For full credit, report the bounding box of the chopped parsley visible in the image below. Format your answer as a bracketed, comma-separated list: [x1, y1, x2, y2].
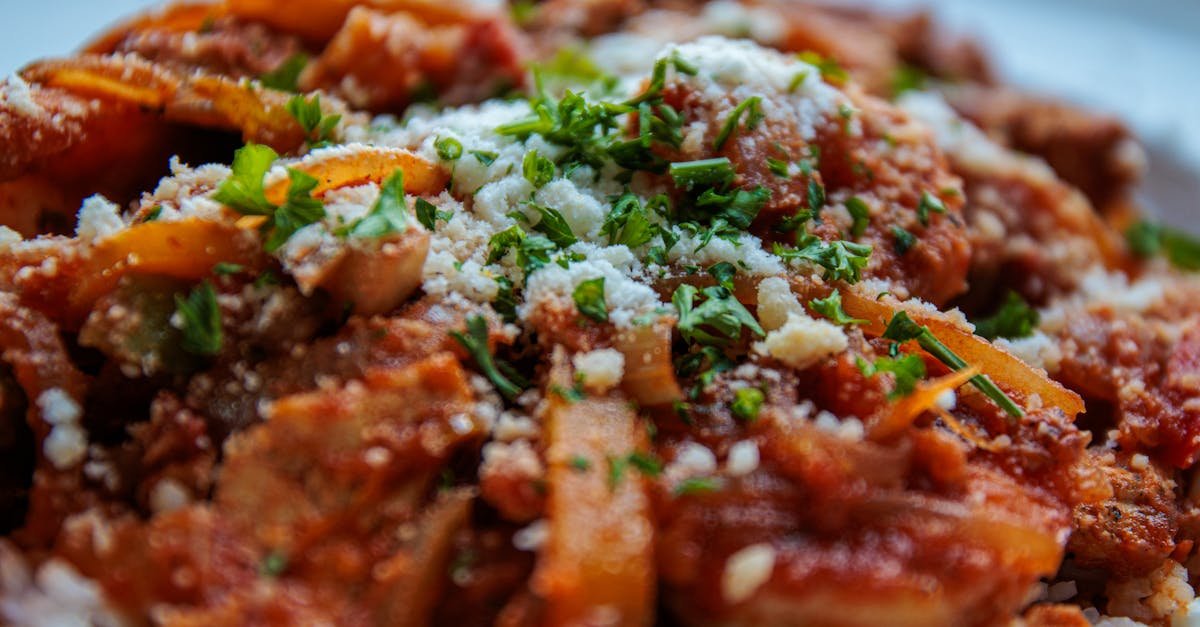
[212, 262, 245, 276]
[707, 261, 737, 291]
[890, 65, 927, 98]
[342, 170, 408, 238]
[607, 451, 662, 490]
[522, 149, 555, 188]
[713, 96, 764, 150]
[529, 204, 577, 247]
[492, 277, 518, 323]
[808, 290, 866, 326]
[669, 158, 735, 191]
[787, 70, 809, 93]
[569, 455, 591, 472]
[857, 353, 926, 399]
[798, 51, 848, 85]
[175, 281, 223, 357]
[891, 225, 916, 255]
[285, 94, 341, 148]
[672, 284, 765, 347]
[674, 477, 721, 496]
[730, 387, 764, 421]
[449, 315, 528, 401]
[470, 150, 498, 166]
[572, 277, 608, 323]
[259, 53, 308, 93]
[602, 193, 662, 249]
[974, 291, 1039, 341]
[213, 143, 326, 252]
[883, 311, 1023, 418]
[259, 551, 288, 578]
[1126, 220, 1200, 271]
[917, 191, 946, 226]
[845, 196, 870, 237]
[434, 136, 464, 161]
[415, 197, 453, 231]
[669, 158, 771, 251]
[487, 225, 557, 277]
[264, 169, 325, 251]
[807, 176, 826, 211]
[773, 235, 872, 284]
[213, 143, 278, 216]
[143, 206, 163, 222]
[766, 157, 790, 178]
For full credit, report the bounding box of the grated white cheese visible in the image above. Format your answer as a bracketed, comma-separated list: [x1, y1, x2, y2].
[0, 74, 42, 117]
[512, 519, 549, 552]
[572, 349, 626, 393]
[754, 312, 848, 371]
[725, 440, 760, 477]
[721, 543, 776, 604]
[755, 277, 805, 332]
[74, 196, 124, 245]
[36, 389, 86, 470]
[667, 442, 718, 484]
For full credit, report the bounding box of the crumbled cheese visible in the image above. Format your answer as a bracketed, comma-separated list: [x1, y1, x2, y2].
[700, 0, 786, 44]
[572, 349, 626, 393]
[755, 277, 805, 332]
[935, 389, 957, 412]
[0, 74, 42, 117]
[667, 442, 718, 483]
[521, 251, 660, 328]
[725, 440, 760, 477]
[995, 331, 1063, 374]
[75, 196, 124, 244]
[754, 312, 848, 370]
[813, 411, 866, 441]
[36, 389, 86, 470]
[0, 226, 22, 252]
[721, 543, 776, 604]
[513, 519, 548, 552]
[1131, 454, 1151, 471]
[148, 478, 191, 514]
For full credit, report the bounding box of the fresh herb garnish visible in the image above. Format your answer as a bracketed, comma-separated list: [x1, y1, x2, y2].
[766, 157, 790, 178]
[845, 197, 870, 238]
[917, 191, 946, 226]
[449, 314, 528, 400]
[974, 291, 1039, 341]
[669, 158, 736, 191]
[285, 94, 340, 148]
[470, 150, 498, 166]
[602, 193, 660, 249]
[808, 290, 866, 326]
[713, 96, 764, 150]
[857, 353, 926, 399]
[175, 281, 223, 356]
[674, 477, 721, 496]
[529, 204, 577, 247]
[891, 225, 916, 255]
[434, 136, 464, 161]
[672, 284, 765, 347]
[259, 551, 288, 578]
[264, 168, 325, 251]
[213, 143, 278, 216]
[492, 277, 518, 323]
[773, 236, 872, 284]
[522, 149, 555, 188]
[798, 51, 848, 84]
[883, 311, 1023, 418]
[572, 277, 608, 323]
[569, 455, 591, 472]
[212, 262, 244, 276]
[1126, 220, 1200, 271]
[343, 170, 408, 238]
[259, 53, 308, 93]
[730, 387, 764, 421]
[415, 197, 453, 231]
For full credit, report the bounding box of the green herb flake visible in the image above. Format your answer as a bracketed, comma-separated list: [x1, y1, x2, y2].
[1126, 220, 1200, 271]
[470, 150, 499, 166]
[773, 236, 872, 284]
[891, 225, 916, 255]
[572, 277, 608, 323]
[213, 143, 279, 216]
[917, 191, 946, 226]
[415, 197, 454, 231]
[259, 53, 308, 93]
[713, 96, 764, 150]
[143, 206, 163, 222]
[669, 158, 736, 191]
[730, 387, 765, 421]
[974, 291, 1039, 341]
[674, 477, 721, 496]
[493, 276, 518, 323]
[175, 281, 223, 357]
[882, 312, 1024, 418]
[845, 196, 870, 238]
[212, 262, 245, 276]
[264, 168, 326, 252]
[449, 315, 528, 401]
[530, 204, 577, 248]
[285, 94, 341, 147]
[857, 353, 926, 399]
[522, 149, 555, 188]
[808, 290, 866, 326]
[672, 284, 765, 347]
[345, 170, 408, 239]
[569, 455, 591, 472]
[259, 551, 288, 578]
[434, 136, 464, 161]
[766, 157, 790, 178]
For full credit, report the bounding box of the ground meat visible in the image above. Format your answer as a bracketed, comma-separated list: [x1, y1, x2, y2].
[112, 17, 306, 81]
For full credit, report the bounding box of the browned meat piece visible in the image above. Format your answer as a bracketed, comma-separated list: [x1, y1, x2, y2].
[111, 17, 306, 81]
[944, 85, 1145, 210]
[302, 6, 528, 112]
[1069, 450, 1180, 578]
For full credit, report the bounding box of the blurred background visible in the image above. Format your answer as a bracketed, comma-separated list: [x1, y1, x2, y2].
[2, 0, 1197, 224]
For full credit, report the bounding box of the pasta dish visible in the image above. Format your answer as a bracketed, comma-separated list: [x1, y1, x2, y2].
[0, 1, 1198, 625]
